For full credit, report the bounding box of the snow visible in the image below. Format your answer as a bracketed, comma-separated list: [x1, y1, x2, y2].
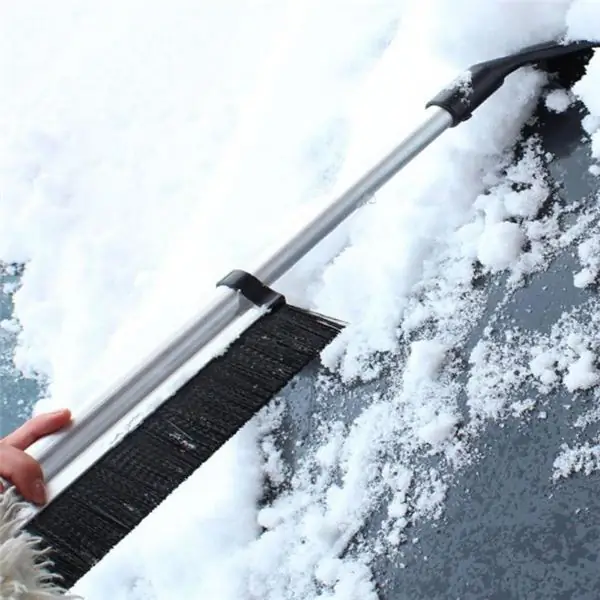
[1, 0, 600, 598]
[544, 88, 574, 113]
[477, 221, 525, 272]
[569, 35, 600, 160]
[564, 351, 600, 392]
[573, 233, 600, 288]
[553, 441, 600, 481]
[404, 339, 447, 383]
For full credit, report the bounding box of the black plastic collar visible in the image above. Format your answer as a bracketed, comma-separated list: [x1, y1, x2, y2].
[217, 270, 286, 310]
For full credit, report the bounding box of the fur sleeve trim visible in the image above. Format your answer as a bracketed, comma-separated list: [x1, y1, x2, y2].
[0, 489, 80, 599]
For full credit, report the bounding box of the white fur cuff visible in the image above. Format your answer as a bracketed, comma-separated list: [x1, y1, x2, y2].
[0, 490, 79, 599]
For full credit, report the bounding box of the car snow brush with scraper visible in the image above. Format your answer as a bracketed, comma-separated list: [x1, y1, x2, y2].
[1, 37, 597, 596]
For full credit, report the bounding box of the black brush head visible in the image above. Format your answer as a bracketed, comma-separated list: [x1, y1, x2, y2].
[24, 304, 344, 590]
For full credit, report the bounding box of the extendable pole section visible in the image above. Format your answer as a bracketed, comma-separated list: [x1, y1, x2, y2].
[27, 38, 599, 499]
[31, 107, 453, 486]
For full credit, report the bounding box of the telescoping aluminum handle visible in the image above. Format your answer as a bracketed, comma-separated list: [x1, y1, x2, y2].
[30, 107, 453, 485]
[28, 37, 600, 499]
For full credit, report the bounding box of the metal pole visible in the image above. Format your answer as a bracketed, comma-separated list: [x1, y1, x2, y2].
[29, 107, 453, 487]
[255, 108, 453, 284]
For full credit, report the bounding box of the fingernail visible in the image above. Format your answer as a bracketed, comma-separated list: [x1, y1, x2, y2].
[32, 479, 47, 505]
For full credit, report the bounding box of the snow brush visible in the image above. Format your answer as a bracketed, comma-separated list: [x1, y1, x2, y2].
[1, 37, 597, 597]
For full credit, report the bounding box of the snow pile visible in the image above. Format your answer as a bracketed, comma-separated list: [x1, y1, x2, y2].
[0, 1, 399, 408]
[568, 3, 600, 160]
[564, 349, 600, 392]
[0, 0, 600, 599]
[544, 88, 575, 113]
[553, 441, 600, 480]
[476, 221, 525, 271]
[573, 232, 600, 288]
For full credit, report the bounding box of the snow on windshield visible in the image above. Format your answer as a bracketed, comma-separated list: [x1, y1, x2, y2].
[0, 0, 599, 598]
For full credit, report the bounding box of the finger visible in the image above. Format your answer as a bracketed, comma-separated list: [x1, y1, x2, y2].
[3, 409, 72, 450]
[0, 444, 46, 505]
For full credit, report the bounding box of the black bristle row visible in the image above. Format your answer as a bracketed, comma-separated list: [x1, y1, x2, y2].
[25, 304, 344, 590]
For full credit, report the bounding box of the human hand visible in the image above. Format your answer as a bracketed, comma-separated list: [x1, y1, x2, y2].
[0, 409, 72, 505]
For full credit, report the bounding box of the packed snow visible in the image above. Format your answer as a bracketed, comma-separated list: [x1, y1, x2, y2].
[544, 87, 574, 113]
[1, 0, 600, 598]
